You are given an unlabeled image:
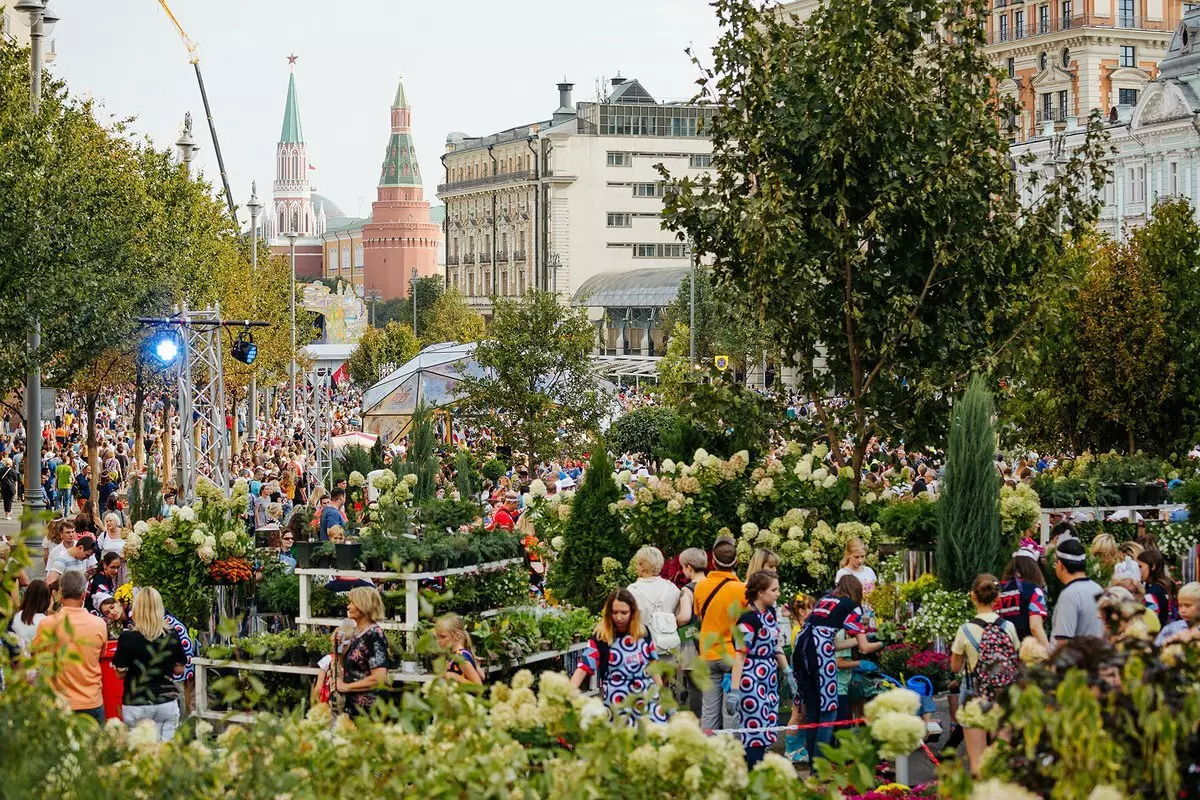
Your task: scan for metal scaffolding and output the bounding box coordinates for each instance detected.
[177,304,229,502]
[303,365,333,490]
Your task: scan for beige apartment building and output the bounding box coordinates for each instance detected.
[778,0,1185,140]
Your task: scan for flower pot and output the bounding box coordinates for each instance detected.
[294,541,317,569]
[1119,483,1140,507]
[1141,483,1164,506]
[288,647,308,666]
[335,543,362,570]
[401,660,421,674]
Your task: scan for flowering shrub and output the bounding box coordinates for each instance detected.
[904,588,972,647]
[736,513,878,592]
[126,484,254,630]
[999,483,1040,541]
[619,448,750,554]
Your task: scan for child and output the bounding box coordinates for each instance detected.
[434,613,483,685]
[783,593,815,763]
[1138,548,1176,628]
[1156,582,1200,646]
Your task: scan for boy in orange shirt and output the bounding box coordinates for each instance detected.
[693,536,746,731]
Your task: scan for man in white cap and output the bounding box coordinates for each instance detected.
[1051,539,1103,642]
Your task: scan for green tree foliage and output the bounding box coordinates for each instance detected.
[607,407,682,460]
[128,470,163,524]
[345,322,421,389]
[396,407,439,503]
[549,444,629,611]
[662,370,789,464]
[936,376,1004,591]
[655,322,694,402]
[374,276,443,330]
[423,288,486,344]
[458,291,602,466]
[454,449,480,500]
[1005,200,1200,455]
[661,0,1106,497]
[663,266,778,377]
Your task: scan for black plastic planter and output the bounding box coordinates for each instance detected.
[1142,483,1164,506]
[335,543,362,570]
[294,541,316,569]
[1119,483,1140,507]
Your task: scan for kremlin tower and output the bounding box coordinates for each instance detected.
[270,56,323,279]
[362,77,442,300]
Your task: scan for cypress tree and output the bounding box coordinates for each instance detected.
[936,375,1003,591]
[548,442,630,612]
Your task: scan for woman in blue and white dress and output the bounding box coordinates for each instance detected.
[793,574,881,765]
[571,588,668,726]
[729,570,792,769]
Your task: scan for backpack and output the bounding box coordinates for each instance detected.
[638,583,681,652]
[962,617,1019,701]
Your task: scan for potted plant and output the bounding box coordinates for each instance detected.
[303,631,331,667]
[294,540,318,569]
[335,541,363,570]
[312,541,336,568]
[206,643,234,661]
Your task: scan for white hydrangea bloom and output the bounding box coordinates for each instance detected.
[529,479,548,498]
[176,505,196,522]
[133,520,150,535]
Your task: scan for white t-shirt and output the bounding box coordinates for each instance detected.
[9,612,45,654]
[627,577,681,624]
[47,549,93,579]
[834,565,878,596]
[97,532,125,557]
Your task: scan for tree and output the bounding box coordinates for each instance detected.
[607,407,682,460]
[548,444,628,611]
[457,291,602,466]
[345,322,421,389]
[662,266,778,377]
[654,322,694,402]
[374,276,444,331]
[936,376,1004,592]
[661,0,1106,497]
[423,288,485,344]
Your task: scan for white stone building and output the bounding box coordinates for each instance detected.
[438,77,714,352]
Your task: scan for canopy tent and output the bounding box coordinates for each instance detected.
[361,342,481,443]
[330,431,379,451]
[362,341,622,445]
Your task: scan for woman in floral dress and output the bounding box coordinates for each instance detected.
[729,570,792,768]
[570,588,668,726]
[334,586,390,717]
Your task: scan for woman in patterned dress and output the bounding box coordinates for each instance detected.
[334,586,390,717]
[793,574,880,764]
[570,588,668,726]
[728,570,791,769]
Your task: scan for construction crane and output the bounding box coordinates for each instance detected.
[156,0,238,223]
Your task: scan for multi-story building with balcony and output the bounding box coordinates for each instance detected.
[438,77,715,350]
[990,0,1185,140]
[1013,8,1200,238]
[778,0,1185,141]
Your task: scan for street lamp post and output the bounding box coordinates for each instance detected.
[175,112,200,175]
[411,267,418,337]
[285,231,299,421]
[246,183,264,449]
[16,0,59,520]
[689,251,696,370]
[363,288,383,327]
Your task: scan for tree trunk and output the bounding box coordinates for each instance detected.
[229,389,241,462]
[1128,427,1135,455]
[160,410,173,490]
[86,392,100,500]
[133,367,146,470]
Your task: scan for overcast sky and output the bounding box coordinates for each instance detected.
[48,0,721,228]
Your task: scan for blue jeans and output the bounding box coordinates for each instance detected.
[919,694,935,717]
[58,489,72,515]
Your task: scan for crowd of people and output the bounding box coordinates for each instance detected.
[6,383,1200,778]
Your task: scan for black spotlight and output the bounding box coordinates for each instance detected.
[231,328,257,365]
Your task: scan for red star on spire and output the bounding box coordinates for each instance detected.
[287,54,298,65]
